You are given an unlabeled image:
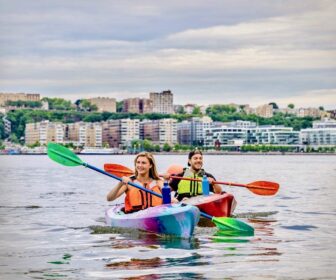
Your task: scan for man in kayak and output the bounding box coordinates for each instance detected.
[167,149,222,201]
[107,152,164,213]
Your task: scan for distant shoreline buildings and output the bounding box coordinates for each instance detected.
[1,91,335,150]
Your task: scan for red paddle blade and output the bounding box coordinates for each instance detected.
[246,181,279,196]
[104,163,133,177]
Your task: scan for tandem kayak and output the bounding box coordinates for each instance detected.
[185,193,236,217]
[105,203,200,238]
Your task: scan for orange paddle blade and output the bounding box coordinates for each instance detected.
[104,163,133,177]
[166,164,184,175]
[246,181,279,196]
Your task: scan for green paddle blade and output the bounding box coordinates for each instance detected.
[47,142,83,166]
[212,217,254,234]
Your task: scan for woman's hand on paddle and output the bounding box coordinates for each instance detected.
[121,176,131,185]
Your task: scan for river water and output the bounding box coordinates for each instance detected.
[0,154,335,279]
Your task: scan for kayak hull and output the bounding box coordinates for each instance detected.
[105,203,200,238]
[185,193,236,217]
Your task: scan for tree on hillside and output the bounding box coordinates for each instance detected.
[269,102,279,109]
[116,101,124,112]
[287,103,295,109]
[192,106,202,115]
[80,100,98,112]
[41,97,72,110]
[319,106,324,111]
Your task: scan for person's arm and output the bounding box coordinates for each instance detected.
[106,176,130,201]
[206,174,222,194]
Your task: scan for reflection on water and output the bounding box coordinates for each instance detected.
[90,225,200,250]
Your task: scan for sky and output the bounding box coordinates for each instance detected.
[0,0,335,109]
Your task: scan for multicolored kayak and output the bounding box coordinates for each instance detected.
[185,193,236,217]
[105,203,200,238]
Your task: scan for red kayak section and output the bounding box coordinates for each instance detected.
[185,193,236,217]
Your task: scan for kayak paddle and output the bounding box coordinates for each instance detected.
[104,163,279,196]
[47,143,253,234]
[47,142,160,198]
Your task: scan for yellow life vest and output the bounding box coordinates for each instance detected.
[177,169,204,197]
[124,179,162,213]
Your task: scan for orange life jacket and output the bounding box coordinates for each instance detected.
[124,179,162,213]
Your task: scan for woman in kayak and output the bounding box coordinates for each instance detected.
[106,152,164,213]
[167,149,222,201]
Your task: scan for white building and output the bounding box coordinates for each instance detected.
[204,126,251,147]
[253,126,299,145]
[204,122,299,147]
[300,119,336,146]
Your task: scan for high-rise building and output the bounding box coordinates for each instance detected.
[140,119,177,146]
[25,120,65,145]
[190,116,213,146]
[150,90,174,114]
[102,119,140,148]
[87,97,116,112]
[67,122,102,147]
[177,121,192,145]
[123,98,153,113]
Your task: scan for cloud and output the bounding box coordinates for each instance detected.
[0,1,335,109]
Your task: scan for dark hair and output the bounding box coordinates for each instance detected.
[188,149,203,166]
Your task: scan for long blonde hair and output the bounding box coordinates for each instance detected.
[134,152,161,180]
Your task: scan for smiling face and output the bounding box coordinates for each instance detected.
[135,155,152,176]
[188,153,203,172]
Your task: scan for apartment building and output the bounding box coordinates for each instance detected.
[102,120,121,148]
[204,122,298,147]
[140,118,177,146]
[204,126,251,147]
[150,90,174,114]
[300,119,336,146]
[87,97,116,113]
[67,122,102,147]
[191,116,213,146]
[102,119,140,148]
[177,121,192,145]
[123,98,153,113]
[255,104,273,118]
[0,93,40,106]
[25,120,65,145]
[253,126,299,145]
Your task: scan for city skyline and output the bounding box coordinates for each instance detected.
[1,1,336,109]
